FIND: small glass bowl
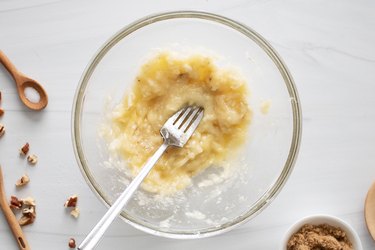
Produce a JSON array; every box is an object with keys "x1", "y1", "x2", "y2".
[{"x1": 72, "y1": 11, "x2": 301, "y2": 239}]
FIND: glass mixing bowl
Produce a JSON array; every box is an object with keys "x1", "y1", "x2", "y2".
[{"x1": 72, "y1": 11, "x2": 301, "y2": 239}]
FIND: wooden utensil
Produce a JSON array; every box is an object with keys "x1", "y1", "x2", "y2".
[
  {"x1": 0, "y1": 166, "x2": 31, "y2": 250},
  {"x1": 0, "y1": 50, "x2": 48, "y2": 110},
  {"x1": 365, "y1": 181, "x2": 375, "y2": 240}
]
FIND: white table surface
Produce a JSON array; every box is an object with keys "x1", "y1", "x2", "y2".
[{"x1": 0, "y1": 0, "x2": 374, "y2": 249}]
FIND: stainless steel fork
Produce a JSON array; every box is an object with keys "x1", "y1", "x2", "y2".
[{"x1": 78, "y1": 106, "x2": 204, "y2": 250}]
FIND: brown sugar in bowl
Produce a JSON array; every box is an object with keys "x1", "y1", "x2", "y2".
[{"x1": 282, "y1": 214, "x2": 362, "y2": 250}]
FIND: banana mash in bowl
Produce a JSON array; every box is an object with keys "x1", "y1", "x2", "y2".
[
  {"x1": 72, "y1": 11, "x2": 301, "y2": 238},
  {"x1": 105, "y1": 52, "x2": 251, "y2": 195}
]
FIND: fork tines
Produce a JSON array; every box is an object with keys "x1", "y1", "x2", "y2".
[{"x1": 173, "y1": 106, "x2": 203, "y2": 132}]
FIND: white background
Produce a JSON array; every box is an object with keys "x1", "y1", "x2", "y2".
[{"x1": 0, "y1": 0, "x2": 375, "y2": 249}]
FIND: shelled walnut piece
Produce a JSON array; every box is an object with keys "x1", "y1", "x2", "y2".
[
  {"x1": 19, "y1": 142, "x2": 39, "y2": 165},
  {"x1": 287, "y1": 223, "x2": 353, "y2": 250},
  {"x1": 19, "y1": 197, "x2": 36, "y2": 226},
  {"x1": 27, "y1": 154, "x2": 38, "y2": 164},
  {"x1": 9, "y1": 196, "x2": 23, "y2": 209},
  {"x1": 64, "y1": 195, "x2": 80, "y2": 218},
  {"x1": 68, "y1": 238, "x2": 76, "y2": 248},
  {"x1": 19, "y1": 205, "x2": 36, "y2": 226},
  {"x1": 15, "y1": 174, "x2": 30, "y2": 187},
  {"x1": 70, "y1": 207, "x2": 80, "y2": 218},
  {"x1": 9, "y1": 196, "x2": 36, "y2": 226},
  {"x1": 19, "y1": 143, "x2": 30, "y2": 156},
  {"x1": 64, "y1": 195, "x2": 78, "y2": 207}
]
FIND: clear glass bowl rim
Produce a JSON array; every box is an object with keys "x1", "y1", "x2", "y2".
[{"x1": 72, "y1": 10, "x2": 302, "y2": 239}]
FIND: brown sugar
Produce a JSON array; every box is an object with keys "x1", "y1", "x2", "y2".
[{"x1": 287, "y1": 223, "x2": 353, "y2": 250}]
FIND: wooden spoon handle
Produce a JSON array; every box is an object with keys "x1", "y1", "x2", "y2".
[
  {"x1": 0, "y1": 50, "x2": 23, "y2": 83},
  {"x1": 0, "y1": 167, "x2": 31, "y2": 250}
]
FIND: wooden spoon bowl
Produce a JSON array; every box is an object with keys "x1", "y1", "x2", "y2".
[
  {"x1": 16, "y1": 79, "x2": 48, "y2": 110},
  {"x1": 0, "y1": 50, "x2": 48, "y2": 110}
]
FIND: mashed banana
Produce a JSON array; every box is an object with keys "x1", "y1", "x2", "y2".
[{"x1": 108, "y1": 52, "x2": 251, "y2": 195}]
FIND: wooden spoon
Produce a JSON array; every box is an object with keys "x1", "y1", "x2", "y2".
[
  {"x1": 365, "y1": 181, "x2": 375, "y2": 240},
  {"x1": 0, "y1": 50, "x2": 48, "y2": 110},
  {"x1": 0, "y1": 166, "x2": 31, "y2": 250}
]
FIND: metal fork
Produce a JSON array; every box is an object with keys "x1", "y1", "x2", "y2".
[{"x1": 78, "y1": 106, "x2": 204, "y2": 250}]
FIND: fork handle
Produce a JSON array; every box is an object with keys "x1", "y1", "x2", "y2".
[{"x1": 78, "y1": 142, "x2": 169, "y2": 250}]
